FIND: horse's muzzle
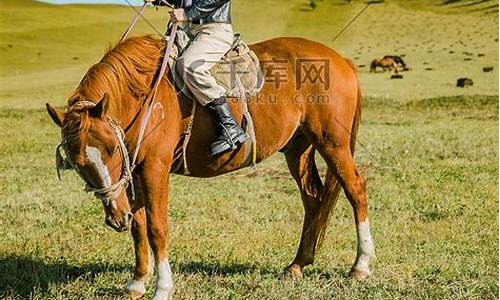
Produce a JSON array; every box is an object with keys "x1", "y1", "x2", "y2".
[{"x1": 105, "y1": 212, "x2": 133, "y2": 232}]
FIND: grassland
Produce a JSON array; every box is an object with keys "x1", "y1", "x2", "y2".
[{"x1": 0, "y1": 0, "x2": 498, "y2": 299}]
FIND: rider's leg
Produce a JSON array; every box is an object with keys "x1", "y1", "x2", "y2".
[{"x1": 176, "y1": 23, "x2": 246, "y2": 155}]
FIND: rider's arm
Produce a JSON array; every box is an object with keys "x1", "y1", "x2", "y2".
[{"x1": 185, "y1": 0, "x2": 230, "y2": 21}]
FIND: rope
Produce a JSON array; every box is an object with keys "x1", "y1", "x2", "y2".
[
  {"x1": 332, "y1": 2, "x2": 373, "y2": 42},
  {"x1": 120, "y1": 2, "x2": 148, "y2": 41},
  {"x1": 121, "y1": 0, "x2": 165, "y2": 38},
  {"x1": 182, "y1": 100, "x2": 197, "y2": 175},
  {"x1": 131, "y1": 23, "x2": 178, "y2": 169}
]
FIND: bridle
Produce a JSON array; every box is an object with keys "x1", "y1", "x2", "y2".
[
  {"x1": 84, "y1": 116, "x2": 135, "y2": 206},
  {"x1": 54, "y1": 3, "x2": 177, "y2": 209},
  {"x1": 55, "y1": 101, "x2": 135, "y2": 207}
]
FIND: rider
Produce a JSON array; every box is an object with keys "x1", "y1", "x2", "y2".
[{"x1": 150, "y1": 0, "x2": 246, "y2": 156}]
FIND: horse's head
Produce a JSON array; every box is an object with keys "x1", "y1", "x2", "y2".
[{"x1": 46, "y1": 95, "x2": 134, "y2": 232}]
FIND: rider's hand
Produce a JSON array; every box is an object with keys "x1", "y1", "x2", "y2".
[
  {"x1": 147, "y1": 0, "x2": 166, "y2": 5},
  {"x1": 169, "y1": 8, "x2": 188, "y2": 23}
]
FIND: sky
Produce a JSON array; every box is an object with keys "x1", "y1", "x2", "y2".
[{"x1": 36, "y1": 0, "x2": 143, "y2": 5}]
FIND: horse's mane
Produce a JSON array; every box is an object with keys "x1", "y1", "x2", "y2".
[
  {"x1": 69, "y1": 35, "x2": 164, "y2": 106},
  {"x1": 63, "y1": 35, "x2": 164, "y2": 157}
]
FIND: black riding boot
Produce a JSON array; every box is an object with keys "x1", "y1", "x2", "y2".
[{"x1": 207, "y1": 97, "x2": 246, "y2": 156}]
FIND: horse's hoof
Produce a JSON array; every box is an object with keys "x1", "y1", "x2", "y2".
[
  {"x1": 124, "y1": 280, "x2": 146, "y2": 300},
  {"x1": 284, "y1": 264, "x2": 303, "y2": 280},
  {"x1": 125, "y1": 291, "x2": 145, "y2": 300},
  {"x1": 348, "y1": 268, "x2": 371, "y2": 280}
]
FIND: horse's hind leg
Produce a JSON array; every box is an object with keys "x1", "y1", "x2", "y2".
[
  {"x1": 283, "y1": 136, "x2": 323, "y2": 279},
  {"x1": 318, "y1": 145, "x2": 375, "y2": 279}
]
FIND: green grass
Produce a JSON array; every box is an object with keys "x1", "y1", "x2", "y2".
[
  {"x1": 0, "y1": 0, "x2": 498, "y2": 299},
  {"x1": 1, "y1": 95, "x2": 497, "y2": 299}
]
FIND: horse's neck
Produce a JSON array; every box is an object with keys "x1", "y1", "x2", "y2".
[{"x1": 109, "y1": 77, "x2": 180, "y2": 135}]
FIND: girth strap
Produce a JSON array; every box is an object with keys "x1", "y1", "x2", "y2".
[{"x1": 229, "y1": 60, "x2": 257, "y2": 168}]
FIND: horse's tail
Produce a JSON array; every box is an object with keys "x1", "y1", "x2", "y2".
[
  {"x1": 315, "y1": 58, "x2": 362, "y2": 250},
  {"x1": 348, "y1": 60, "x2": 362, "y2": 154}
]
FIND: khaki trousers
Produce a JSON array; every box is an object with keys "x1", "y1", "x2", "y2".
[{"x1": 176, "y1": 23, "x2": 234, "y2": 105}]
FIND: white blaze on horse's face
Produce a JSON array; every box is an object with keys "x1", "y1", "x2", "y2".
[{"x1": 85, "y1": 146, "x2": 112, "y2": 188}]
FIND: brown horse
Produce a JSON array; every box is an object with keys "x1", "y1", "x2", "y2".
[
  {"x1": 370, "y1": 56, "x2": 398, "y2": 73},
  {"x1": 46, "y1": 35, "x2": 375, "y2": 299}
]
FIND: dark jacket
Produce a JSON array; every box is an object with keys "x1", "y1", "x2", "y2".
[{"x1": 155, "y1": 0, "x2": 231, "y2": 24}]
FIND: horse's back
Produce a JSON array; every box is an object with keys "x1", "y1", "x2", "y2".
[
  {"x1": 251, "y1": 37, "x2": 346, "y2": 61},
  {"x1": 250, "y1": 36, "x2": 358, "y2": 98}
]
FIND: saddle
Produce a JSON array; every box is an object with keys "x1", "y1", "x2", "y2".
[
  {"x1": 168, "y1": 31, "x2": 264, "y2": 98},
  {"x1": 210, "y1": 34, "x2": 264, "y2": 97}
]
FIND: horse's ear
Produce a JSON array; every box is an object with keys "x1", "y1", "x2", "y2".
[
  {"x1": 89, "y1": 94, "x2": 110, "y2": 118},
  {"x1": 46, "y1": 103, "x2": 64, "y2": 127}
]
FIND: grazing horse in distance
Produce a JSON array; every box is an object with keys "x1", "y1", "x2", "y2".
[
  {"x1": 45, "y1": 35, "x2": 375, "y2": 299},
  {"x1": 384, "y1": 55, "x2": 406, "y2": 68},
  {"x1": 370, "y1": 56, "x2": 399, "y2": 73}
]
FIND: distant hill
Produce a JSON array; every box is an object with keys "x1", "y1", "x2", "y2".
[{"x1": 0, "y1": 0, "x2": 497, "y2": 109}]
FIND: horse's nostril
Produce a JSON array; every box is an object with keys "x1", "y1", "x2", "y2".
[
  {"x1": 105, "y1": 217, "x2": 118, "y2": 230},
  {"x1": 105, "y1": 214, "x2": 132, "y2": 232}
]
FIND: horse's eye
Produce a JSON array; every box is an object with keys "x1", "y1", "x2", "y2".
[{"x1": 106, "y1": 144, "x2": 118, "y2": 156}]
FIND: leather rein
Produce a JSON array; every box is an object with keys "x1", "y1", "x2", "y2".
[{"x1": 55, "y1": 3, "x2": 177, "y2": 208}]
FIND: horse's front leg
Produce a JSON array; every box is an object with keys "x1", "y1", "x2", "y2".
[
  {"x1": 143, "y1": 161, "x2": 174, "y2": 300},
  {"x1": 124, "y1": 207, "x2": 154, "y2": 299}
]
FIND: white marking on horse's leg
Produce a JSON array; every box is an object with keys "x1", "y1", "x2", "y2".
[
  {"x1": 352, "y1": 218, "x2": 376, "y2": 275},
  {"x1": 152, "y1": 259, "x2": 174, "y2": 300},
  {"x1": 148, "y1": 247, "x2": 155, "y2": 276},
  {"x1": 85, "y1": 146, "x2": 112, "y2": 187}
]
